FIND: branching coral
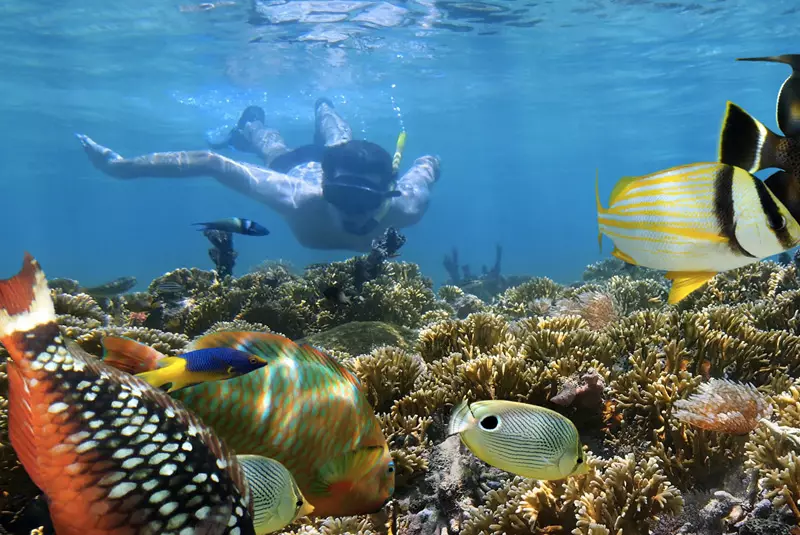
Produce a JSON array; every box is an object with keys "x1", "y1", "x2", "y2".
[
  {"x1": 571, "y1": 454, "x2": 683, "y2": 535},
  {"x1": 347, "y1": 347, "x2": 425, "y2": 414},
  {"x1": 492, "y1": 277, "x2": 565, "y2": 319}
]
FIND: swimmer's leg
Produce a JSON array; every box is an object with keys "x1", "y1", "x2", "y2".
[
  {"x1": 211, "y1": 105, "x2": 291, "y2": 167},
  {"x1": 314, "y1": 98, "x2": 353, "y2": 147}
]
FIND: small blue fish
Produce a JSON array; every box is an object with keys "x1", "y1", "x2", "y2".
[
  {"x1": 103, "y1": 336, "x2": 268, "y2": 392},
  {"x1": 193, "y1": 217, "x2": 270, "y2": 236}
]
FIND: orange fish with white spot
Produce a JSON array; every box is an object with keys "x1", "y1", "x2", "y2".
[
  {"x1": 0, "y1": 253, "x2": 307, "y2": 535},
  {"x1": 595, "y1": 163, "x2": 800, "y2": 303}
]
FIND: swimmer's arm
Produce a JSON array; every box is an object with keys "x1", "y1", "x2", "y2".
[
  {"x1": 387, "y1": 155, "x2": 441, "y2": 227},
  {"x1": 76, "y1": 134, "x2": 315, "y2": 216}
]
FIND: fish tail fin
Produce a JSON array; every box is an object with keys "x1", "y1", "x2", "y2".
[
  {"x1": 738, "y1": 54, "x2": 800, "y2": 70},
  {"x1": 102, "y1": 335, "x2": 166, "y2": 375},
  {"x1": 595, "y1": 168, "x2": 604, "y2": 254},
  {"x1": 447, "y1": 399, "x2": 474, "y2": 436},
  {"x1": 0, "y1": 253, "x2": 61, "y2": 485},
  {"x1": 718, "y1": 101, "x2": 782, "y2": 172}
]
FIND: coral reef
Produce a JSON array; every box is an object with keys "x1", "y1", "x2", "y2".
[{"x1": 5, "y1": 256, "x2": 800, "y2": 534}]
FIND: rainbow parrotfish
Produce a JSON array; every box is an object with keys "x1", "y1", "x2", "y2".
[{"x1": 102, "y1": 331, "x2": 395, "y2": 518}]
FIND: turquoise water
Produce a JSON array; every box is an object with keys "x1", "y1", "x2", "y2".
[{"x1": 0, "y1": 0, "x2": 793, "y2": 290}]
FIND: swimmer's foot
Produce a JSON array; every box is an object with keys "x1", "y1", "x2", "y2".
[
  {"x1": 212, "y1": 105, "x2": 266, "y2": 152},
  {"x1": 75, "y1": 134, "x2": 123, "y2": 170},
  {"x1": 315, "y1": 97, "x2": 334, "y2": 111}
]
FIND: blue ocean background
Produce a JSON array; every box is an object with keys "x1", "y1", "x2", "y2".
[{"x1": 0, "y1": 0, "x2": 794, "y2": 291}]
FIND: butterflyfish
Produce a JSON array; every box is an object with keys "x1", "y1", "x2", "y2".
[
  {"x1": 102, "y1": 335, "x2": 268, "y2": 392},
  {"x1": 237, "y1": 455, "x2": 314, "y2": 534},
  {"x1": 595, "y1": 162, "x2": 800, "y2": 304},
  {"x1": 448, "y1": 400, "x2": 589, "y2": 481},
  {"x1": 101, "y1": 330, "x2": 395, "y2": 518},
  {"x1": 0, "y1": 253, "x2": 256, "y2": 535},
  {"x1": 192, "y1": 218, "x2": 269, "y2": 236}
]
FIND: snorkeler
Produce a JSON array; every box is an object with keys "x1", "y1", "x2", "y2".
[{"x1": 76, "y1": 99, "x2": 441, "y2": 252}]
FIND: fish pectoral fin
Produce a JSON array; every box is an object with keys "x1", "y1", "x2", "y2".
[
  {"x1": 718, "y1": 101, "x2": 780, "y2": 172},
  {"x1": 313, "y1": 445, "x2": 386, "y2": 495},
  {"x1": 665, "y1": 271, "x2": 717, "y2": 304},
  {"x1": 102, "y1": 336, "x2": 166, "y2": 375},
  {"x1": 611, "y1": 247, "x2": 637, "y2": 266}
]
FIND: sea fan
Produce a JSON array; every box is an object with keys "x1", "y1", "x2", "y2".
[{"x1": 673, "y1": 378, "x2": 772, "y2": 435}]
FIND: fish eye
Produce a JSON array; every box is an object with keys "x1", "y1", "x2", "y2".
[
  {"x1": 576, "y1": 457, "x2": 583, "y2": 464},
  {"x1": 771, "y1": 215, "x2": 787, "y2": 231},
  {"x1": 479, "y1": 415, "x2": 500, "y2": 431},
  {"x1": 248, "y1": 356, "x2": 259, "y2": 365},
  {"x1": 296, "y1": 499, "x2": 304, "y2": 508},
  {"x1": 387, "y1": 460, "x2": 395, "y2": 473}
]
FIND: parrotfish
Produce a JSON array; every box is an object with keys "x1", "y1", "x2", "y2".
[
  {"x1": 238, "y1": 455, "x2": 315, "y2": 534},
  {"x1": 595, "y1": 163, "x2": 800, "y2": 303},
  {"x1": 103, "y1": 336, "x2": 268, "y2": 392},
  {"x1": 102, "y1": 331, "x2": 395, "y2": 518},
  {"x1": 192, "y1": 218, "x2": 269, "y2": 236},
  {"x1": 80, "y1": 276, "x2": 138, "y2": 297},
  {"x1": 0, "y1": 254, "x2": 257, "y2": 535},
  {"x1": 448, "y1": 400, "x2": 589, "y2": 481}
]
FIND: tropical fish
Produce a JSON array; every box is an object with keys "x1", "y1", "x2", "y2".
[
  {"x1": 193, "y1": 218, "x2": 269, "y2": 236},
  {"x1": 448, "y1": 400, "x2": 588, "y2": 480},
  {"x1": 80, "y1": 276, "x2": 137, "y2": 297},
  {"x1": 154, "y1": 281, "x2": 187, "y2": 297},
  {"x1": 0, "y1": 254, "x2": 256, "y2": 535},
  {"x1": 238, "y1": 455, "x2": 315, "y2": 534},
  {"x1": 101, "y1": 331, "x2": 395, "y2": 517},
  {"x1": 595, "y1": 163, "x2": 800, "y2": 303},
  {"x1": 103, "y1": 336, "x2": 268, "y2": 392}
]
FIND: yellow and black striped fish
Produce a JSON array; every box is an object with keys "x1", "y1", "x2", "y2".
[
  {"x1": 718, "y1": 56, "x2": 800, "y2": 189},
  {"x1": 448, "y1": 400, "x2": 588, "y2": 481},
  {"x1": 595, "y1": 162, "x2": 800, "y2": 303}
]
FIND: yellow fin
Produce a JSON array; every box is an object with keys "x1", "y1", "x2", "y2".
[
  {"x1": 595, "y1": 168, "x2": 603, "y2": 253},
  {"x1": 608, "y1": 175, "x2": 640, "y2": 205},
  {"x1": 611, "y1": 247, "x2": 637, "y2": 266},
  {"x1": 312, "y1": 445, "x2": 386, "y2": 496},
  {"x1": 665, "y1": 271, "x2": 717, "y2": 304}
]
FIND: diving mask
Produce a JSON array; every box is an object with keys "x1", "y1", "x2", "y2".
[{"x1": 322, "y1": 174, "x2": 401, "y2": 215}]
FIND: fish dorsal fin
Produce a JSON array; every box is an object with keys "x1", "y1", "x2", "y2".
[
  {"x1": 188, "y1": 331, "x2": 363, "y2": 388},
  {"x1": 102, "y1": 335, "x2": 166, "y2": 375},
  {"x1": 665, "y1": 271, "x2": 717, "y2": 304},
  {"x1": 296, "y1": 343, "x2": 363, "y2": 389},
  {"x1": 608, "y1": 175, "x2": 640, "y2": 205},
  {"x1": 312, "y1": 445, "x2": 386, "y2": 496}
]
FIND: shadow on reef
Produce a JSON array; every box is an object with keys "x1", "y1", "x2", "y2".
[{"x1": 6, "y1": 255, "x2": 800, "y2": 534}]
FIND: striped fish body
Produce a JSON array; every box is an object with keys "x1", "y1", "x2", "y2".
[
  {"x1": 448, "y1": 400, "x2": 587, "y2": 481},
  {"x1": 0, "y1": 254, "x2": 255, "y2": 535},
  {"x1": 167, "y1": 332, "x2": 394, "y2": 518},
  {"x1": 596, "y1": 162, "x2": 800, "y2": 303}
]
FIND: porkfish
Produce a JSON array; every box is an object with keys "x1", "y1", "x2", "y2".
[
  {"x1": 102, "y1": 331, "x2": 395, "y2": 518},
  {"x1": 595, "y1": 162, "x2": 800, "y2": 303},
  {"x1": 0, "y1": 254, "x2": 316, "y2": 535},
  {"x1": 448, "y1": 400, "x2": 588, "y2": 481}
]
